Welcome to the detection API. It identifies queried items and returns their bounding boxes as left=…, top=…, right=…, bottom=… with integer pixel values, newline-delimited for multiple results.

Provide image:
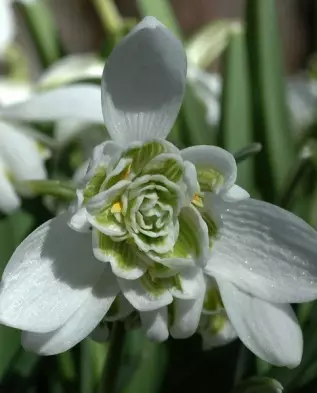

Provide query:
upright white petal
left=0, top=121, right=47, bottom=181
left=0, top=85, right=104, bottom=124
left=140, top=307, right=169, bottom=342
left=21, top=266, right=119, bottom=355
left=0, top=0, right=14, bottom=56
left=101, top=16, right=187, bottom=143
left=0, top=213, right=106, bottom=333
left=217, top=279, right=303, bottom=368
left=205, top=198, right=317, bottom=303
left=0, top=166, right=20, bottom=214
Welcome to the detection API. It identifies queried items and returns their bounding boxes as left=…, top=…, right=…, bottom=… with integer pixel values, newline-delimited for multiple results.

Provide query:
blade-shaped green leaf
left=246, top=0, right=295, bottom=201
left=136, top=0, right=182, bottom=38
left=118, top=329, right=168, bottom=393
left=219, top=25, right=254, bottom=190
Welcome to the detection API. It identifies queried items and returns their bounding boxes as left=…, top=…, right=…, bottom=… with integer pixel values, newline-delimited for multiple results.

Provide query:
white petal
left=0, top=85, right=104, bottom=124
left=170, top=282, right=206, bottom=339
left=0, top=79, right=31, bottom=106
left=205, top=198, right=317, bottom=303
left=68, top=207, right=91, bottom=233
left=101, top=16, right=187, bottom=143
left=222, top=185, right=250, bottom=202
left=140, top=307, right=169, bottom=342
left=181, top=145, right=237, bottom=192
left=169, top=267, right=205, bottom=299
left=0, top=213, right=106, bottom=333
left=0, top=0, right=14, bottom=56
left=118, top=276, right=173, bottom=312
left=0, top=168, right=20, bottom=214
left=0, top=121, right=47, bottom=181
left=21, top=266, right=119, bottom=355
left=218, top=279, right=303, bottom=368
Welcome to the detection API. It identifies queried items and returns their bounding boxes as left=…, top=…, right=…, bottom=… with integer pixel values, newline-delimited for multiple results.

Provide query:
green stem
left=91, top=0, right=124, bottom=36
left=98, top=322, right=125, bottom=393
left=278, top=154, right=312, bottom=209
left=234, top=143, right=262, bottom=164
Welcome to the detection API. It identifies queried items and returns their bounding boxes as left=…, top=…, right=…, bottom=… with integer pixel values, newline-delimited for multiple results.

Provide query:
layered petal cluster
left=0, top=17, right=317, bottom=370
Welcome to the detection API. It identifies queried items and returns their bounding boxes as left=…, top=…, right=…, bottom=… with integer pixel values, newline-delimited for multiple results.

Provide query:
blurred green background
left=1, top=0, right=317, bottom=392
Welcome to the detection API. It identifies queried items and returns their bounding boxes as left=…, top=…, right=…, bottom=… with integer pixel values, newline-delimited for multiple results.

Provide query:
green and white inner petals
left=181, top=145, right=249, bottom=202
left=124, top=174, right=183, bottom=254
left=92, top=230, right=147, bottom=280
left=147, top=204, right=210, bottom=269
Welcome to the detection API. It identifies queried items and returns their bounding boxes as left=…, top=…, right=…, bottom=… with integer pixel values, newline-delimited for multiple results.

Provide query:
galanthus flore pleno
left=0, top=18, right=317, bottom=367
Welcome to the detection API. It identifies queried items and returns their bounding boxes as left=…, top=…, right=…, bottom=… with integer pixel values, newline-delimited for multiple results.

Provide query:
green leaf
left=219, top=25, right=254, bottom=190
left=119, top=329, right=168, bottom=393
left=181, top=82, right=218, bottom=147
left=246, top=0, right=295, bottom=201
left=24, top=180, right=76, bottom=202
left=16, top=0, right=61, bottom=68
left=136, top=0, right=182, bottom=38
left=186, top=20, right=239, bottom=69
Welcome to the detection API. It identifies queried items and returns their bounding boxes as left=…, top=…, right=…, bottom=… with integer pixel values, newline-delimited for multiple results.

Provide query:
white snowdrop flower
left=0, top=18, right=316, bottom=365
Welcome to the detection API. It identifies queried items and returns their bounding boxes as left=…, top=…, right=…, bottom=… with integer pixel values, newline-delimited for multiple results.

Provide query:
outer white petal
left=0, top=167, right=20, bottom=214
left=217, top=279, right=303, bottom=368
left=0, top=121, right=47, bottom=181
left=101, top=16, right=187, bottom=143
left=205, top=198, right=317, bottom=303
left=181, top=145, right=237, bottom=192
left=21, top=266, right=119, bottom=355
left=118, top=277, right=173, bottom=312
left=0, top=213, right=106, bottom=333
left=170, top=280, right=206, bottom=339
left=0, top=85, right=104, bottom=124
left=140, top=307, right=169, bottom=342
left=0, top=0, right=14, bottom=56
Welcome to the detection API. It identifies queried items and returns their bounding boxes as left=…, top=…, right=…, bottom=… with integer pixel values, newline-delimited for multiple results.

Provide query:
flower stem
left=98, top=322, right=125, bottom=393
left=278, top=145, right=313, bottom=209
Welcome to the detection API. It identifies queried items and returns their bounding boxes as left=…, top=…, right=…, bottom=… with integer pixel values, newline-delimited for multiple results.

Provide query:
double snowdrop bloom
left=0, top=18, right=317, bottom=368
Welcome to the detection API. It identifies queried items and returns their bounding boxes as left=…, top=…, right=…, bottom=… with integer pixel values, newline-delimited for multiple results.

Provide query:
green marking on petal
left=203, top=286, right=223, bottom=312
left=95, top=205, right=127, bottom=237
left=140, top=272, right=168, bottom=297
left=170, top=274, right=183, bottom=292
left=123, top=140, right=170, bottom=175
left=102, top=158, right=133, bottom=190
left=83, top=165, right=107, bottom=203
left=208, top=313, right=226, bottom=335
left=148, top=263, right=174, bottom=277
left=196, top=168, right=224, bottom=192
left=98, top=232, right=139, bottom=271
left=202, top=212, right=218, bottom=249
left=142, top=153, right=184, bottom=183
